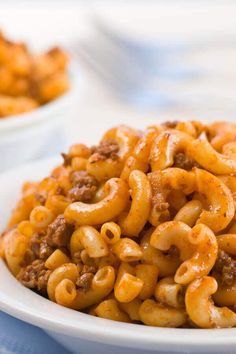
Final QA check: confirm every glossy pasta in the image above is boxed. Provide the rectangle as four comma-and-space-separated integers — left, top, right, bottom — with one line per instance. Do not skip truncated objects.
1, 120, 236, 328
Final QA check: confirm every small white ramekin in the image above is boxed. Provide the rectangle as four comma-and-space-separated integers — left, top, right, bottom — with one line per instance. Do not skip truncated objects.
0, 65, 81, 172
0, 158, 235, 354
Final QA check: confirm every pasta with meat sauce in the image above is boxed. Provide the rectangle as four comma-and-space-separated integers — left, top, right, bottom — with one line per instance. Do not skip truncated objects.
0, 32, 69, 117
1, 120, 236, 328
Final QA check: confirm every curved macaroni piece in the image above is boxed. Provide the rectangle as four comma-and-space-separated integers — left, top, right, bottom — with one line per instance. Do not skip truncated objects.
45, 195, 70, 215
112, 238, 143, 262
8, 182, 40, 227
228, 222, 236, 234
194, 168, 234, 232
29, 206, 54, 230
150, 221, 218, 284
213, 273, 236, 307
175, 225, 218, 284
154, 277, 184, 308
100, 222, 121, 245
150, 130, 193, 171
116, 262, 135, 280
64, 178, 129, 226
4, 229, 30, 276
159, 168, 196, 195
87, 125, 139, 181
71, 226, 108, 258
186, 276, 236, 328
222, 141, 236, 157
66, 143, 91, 159
55, 266, 115, 309
150, 221, 193, 260
87, 159, 123, 183
17, 220, 34, 238
176, 121, 198, 138
149, 168, 196, 200
174, 200, 203, 227
118, 298, 142, 321
45, 249, 71, 270
135, 264, 159, 300
114, 272, 144, 303
95, 299, 131, 322
37, 177, 61, 199
217, 234, 236, 255
47, 263, 79, 301
70, 229, 83, 262
188, 138, 236, 174
218, 175, 236, 215
71, 157, 87, 171
118, 170, 152, 236
218, 175, 236, 194
140, 229, 180, 277
139, 299, 187, 328
210, 121, 236, 151
148, 168, 195, 227
121, 128, 157, 180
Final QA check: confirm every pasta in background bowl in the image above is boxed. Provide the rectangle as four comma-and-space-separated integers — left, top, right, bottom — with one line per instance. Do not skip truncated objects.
0, 31, 81, 171
0, 32, 70, 118
0, 121, 236, 354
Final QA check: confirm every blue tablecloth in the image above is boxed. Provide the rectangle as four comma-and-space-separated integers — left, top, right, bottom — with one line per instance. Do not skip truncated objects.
0, 311, 71, 354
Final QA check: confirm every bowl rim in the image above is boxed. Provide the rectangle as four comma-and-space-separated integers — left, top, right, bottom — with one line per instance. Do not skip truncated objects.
0, 157, 236, 352
0, 63, 80, 133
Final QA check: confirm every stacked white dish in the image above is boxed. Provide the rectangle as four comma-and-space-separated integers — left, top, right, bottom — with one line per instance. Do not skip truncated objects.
0, 65, 81, 172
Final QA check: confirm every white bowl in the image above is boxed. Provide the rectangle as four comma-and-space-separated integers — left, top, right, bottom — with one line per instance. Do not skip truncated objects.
0, 157, 235, 354
0, 65, 80, 172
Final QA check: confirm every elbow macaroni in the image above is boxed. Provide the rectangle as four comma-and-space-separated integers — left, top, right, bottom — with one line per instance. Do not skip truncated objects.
2, 120, 236, 328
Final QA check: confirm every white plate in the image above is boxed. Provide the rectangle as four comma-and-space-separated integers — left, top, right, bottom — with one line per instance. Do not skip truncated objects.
0, 157, 235, 354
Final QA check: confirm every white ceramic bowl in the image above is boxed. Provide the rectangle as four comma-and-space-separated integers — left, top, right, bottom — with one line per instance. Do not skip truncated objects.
0, 65, 80, 172
0, 157, 235, 354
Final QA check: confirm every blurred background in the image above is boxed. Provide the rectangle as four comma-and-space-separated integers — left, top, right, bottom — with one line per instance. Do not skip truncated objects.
0, 0, 236, 146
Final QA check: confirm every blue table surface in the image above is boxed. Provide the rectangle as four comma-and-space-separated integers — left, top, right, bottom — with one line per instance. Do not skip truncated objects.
0, 311, 72, 354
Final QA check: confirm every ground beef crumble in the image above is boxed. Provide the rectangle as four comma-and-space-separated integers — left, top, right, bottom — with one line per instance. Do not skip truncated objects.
45, 214, 74, 248
39, 238, 54, 260
174, 152, 199, 170
24, 232, 44, 264
213, 250, 236, 286
68, 171, 98, 202
80, 265, 97, 275
90, 139, 119, 162
153, 201, 169, 212
161, 120, 179, 129
35, 194, 47, 205
61, 152, 72, 166
24, 232, 56, 264
76, 265, 97, 292
76, 273, 94, 291
17, 259, 51, 292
